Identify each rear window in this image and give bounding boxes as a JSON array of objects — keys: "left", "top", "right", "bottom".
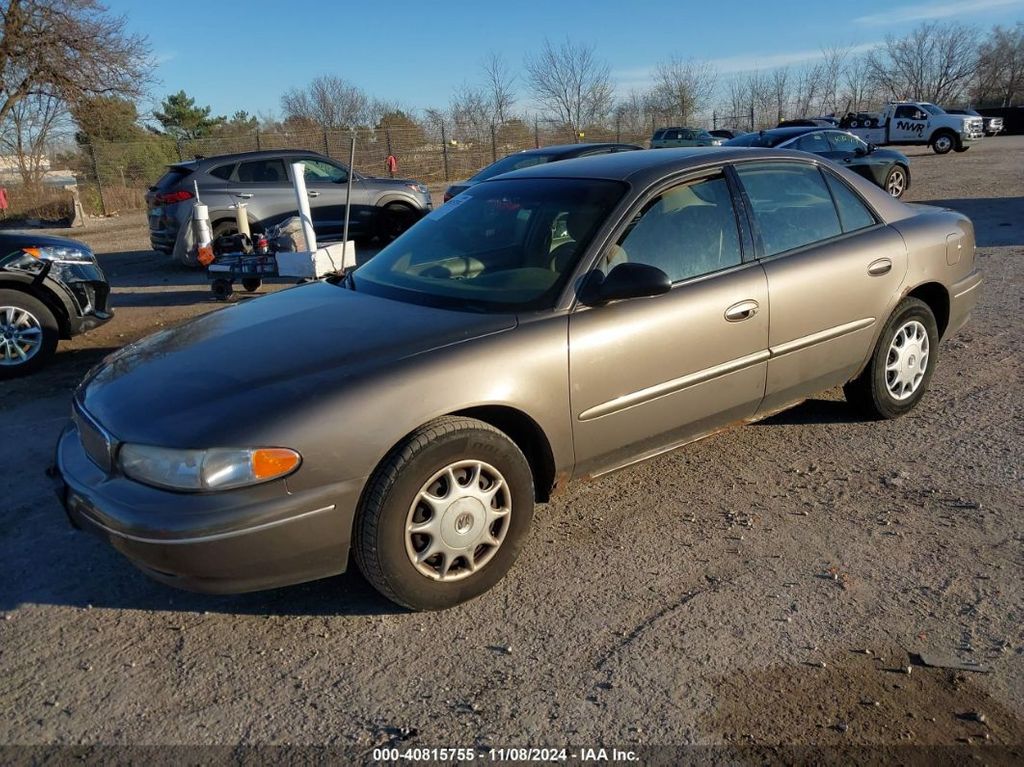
[
  {"left": 152, "top": 165, "right": 194, "bottom": 190},
  {"left": 652, "top": 130, "right": 666, "bottom": 140}
]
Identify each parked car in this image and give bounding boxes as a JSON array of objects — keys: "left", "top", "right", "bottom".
[
  {"left": 650, "top": 127, "right": 723, "bottom": 148},
  {"left": 146, "top": 150, "right": 433, "bottom": 261},
  {"left": 725, "top": 127, "right": 911, "bottom": 198},
  {"left": 709, "top": 129, "right": 746, "bottom": 140},
  {"left": 838, "top": 101, "right": 983, "bottom": 154},
  {"left": 56, "top": 148, "right": 980, "bottom": 610},
  {"left": 442, "top": 143, "right": 641, "bottom": 202},
  {"left": 777, "top": 118, "right": 838, "bottom": 128},
  {"left": 0, "top": 232, "right": 111, "bottom": 377},
  {"left": 944, "top": 108, "right": 1003, "bottom": 137}
]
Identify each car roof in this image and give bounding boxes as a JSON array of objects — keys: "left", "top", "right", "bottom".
[
  {"left": 514, "top": 143, "right": 641, "bottom": 158},
  {"left": 182, "top": 149, "right": 329, "bottom": 167},
  {"left": 495, "top": 146, "right": 804, "bottom": 184}
]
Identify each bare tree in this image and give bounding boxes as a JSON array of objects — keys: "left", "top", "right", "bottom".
[
  {"left": 841, "top": 55, "right": 878, "bottom": 113},
  {"left": 524, "top": 37, "right": 613, "bottom": 136},
  {"left": 613, "top": 89, "right": 654, "bottom": 137},
  {"left": 770, "top": 67, "right": 790, "bottom": 124},
  {"left": 973, "top": 23, "right": 1024, "bottom": 106},
  {"left": 280, "top": 75, "right": 369, "bottom": 129},
  {"left": 482, "top": 52, "right": 516, "bottom": 124},
  {"left": 0, "top": 0, "right": 150, "bottom": 127},
  {"left": 867, "top": 22, "right": 978, "bottom": 104},
  {"left": 648, "top": 57, "right": 717, "bottom": 125},
  {"left": 0, "top": 91, "right": 66, "bottom": 184},
  {"left": 818, "top": 45, "right": 850, "bottom": 115}
]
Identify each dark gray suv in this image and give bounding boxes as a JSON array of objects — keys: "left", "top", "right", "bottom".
[{"left": 146, "top": 149, "right": 432, "bottom": 258}]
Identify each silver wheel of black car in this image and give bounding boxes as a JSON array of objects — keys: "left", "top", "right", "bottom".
[
  {"left": 354, "top": 416, "right": 534, "bottom": 610},
  {"left": 844, "top": 297, "right": 938, "bottom": 420},
  {"left": 885, "top": 166, "right": 907, "bottom": 198},
  {"left": 0, "top": 290, "right": 59, "bottom": 379}
]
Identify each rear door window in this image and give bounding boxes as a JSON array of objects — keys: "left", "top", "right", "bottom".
[
  {"left": 735, "top": 162, "right": 843, "bottom": 257},
  {"left": 235, "top": 159, "right": 287, "bottom": 183},
  {"left": 823, "top": 173, "right": 877, "bottom": 233}
]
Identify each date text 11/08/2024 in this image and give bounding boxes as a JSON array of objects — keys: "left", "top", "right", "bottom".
[{"left": 371, "top": 747, "right": 640, "bottom": 762}]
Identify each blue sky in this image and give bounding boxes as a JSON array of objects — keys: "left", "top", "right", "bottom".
[{"left": 107, "top": 0, "right": 1024, "bottom": 118}]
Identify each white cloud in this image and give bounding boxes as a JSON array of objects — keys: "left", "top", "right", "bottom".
[
  {"left": 613, "top": 43, "right": 877, "bottom": 90},
  {"left": 855, "top": 0, "right": 1024, "bottom": 26}
]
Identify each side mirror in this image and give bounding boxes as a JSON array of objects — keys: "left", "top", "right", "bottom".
[
  {"left": 866, "top": 142, "right": 877, "bottom": 153},
  {"left": 854, "top": 146, "right": 868, "bottom": 157},
  {"left": 579, "top": 262, "right": 672, "bottom": 306}
]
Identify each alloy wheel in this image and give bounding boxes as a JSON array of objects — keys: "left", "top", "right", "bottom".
[
  {"left": 0, "top": 305, "right": 44, "bottom": 366},
  {"left": 405, "top": 460, "right": 511, "bottom": 582},
  {"left": 886, "top": 168, "right": 906, "bottom": 197}
]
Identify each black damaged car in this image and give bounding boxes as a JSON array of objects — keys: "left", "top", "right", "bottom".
[
  {"left": 725, "top": 127, "right": 911, "bottom": 198},
  {"left": 0, "top": 231, "right": 112, "bottom": 377}
]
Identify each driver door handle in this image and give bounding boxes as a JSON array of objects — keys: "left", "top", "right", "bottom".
[
  {"left": 725, "top": 299, "right": 760, "bottom": 322},
  {"left": 235, "top": 193, "right": 254, "bottom": 199},
  {"left": 307, "top": 191, "right": 320, "bottom": 198}
]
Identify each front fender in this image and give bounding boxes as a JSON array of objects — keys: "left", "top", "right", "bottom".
[{"left": 373, "top": 191, "right": 426, "bottom": 210}]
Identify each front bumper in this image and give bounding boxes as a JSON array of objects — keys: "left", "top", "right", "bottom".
[{"left": 53, "top": 421, "right": 364, "bottom": 594}]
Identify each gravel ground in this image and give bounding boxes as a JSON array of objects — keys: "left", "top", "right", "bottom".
[{"left": 0, "top": 137, "right": 1022, "bottom": 760}]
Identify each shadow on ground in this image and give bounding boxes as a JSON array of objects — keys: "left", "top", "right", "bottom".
[{"left": 919, "top": 197, "right": 1024, "bottom": 247}]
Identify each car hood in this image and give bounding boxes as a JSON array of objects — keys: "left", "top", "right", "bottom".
[
  {"left": 0, "top": 231, "right": 92, "bottom": 251},
  {"left": 80, "top": 281, "right": 516, "bottom": 445}
]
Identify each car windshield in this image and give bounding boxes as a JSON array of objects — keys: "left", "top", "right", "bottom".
[
  {"left": 352, "top": 178, "right": 626, "bottom": 313},
  {"left": 697, "top": 130, "right": 714, "bottom": 139},
  {"left": 470, "top": 153, "right": 559, "bottom": 182},
  {"left": 920, "top": 103, "right": 945, "bottom": 115}
]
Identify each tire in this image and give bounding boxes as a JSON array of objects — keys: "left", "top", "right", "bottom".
[
  {"left": 354, "top": 416, "right": 535, "bottom": 611},
  {"left": 376, "top": 202, "right": 416, "bottom": 242},
  {"left": 884, "top": 165, "right": 908, "bottom": 198},
  {"left": 241, "top": 278, "right": 262, "bottom": 293},
  {"left": 844, "top": 297, "right": 939, "bottom": 420},
  {"left": 0, "top": 289, "right": 60, "bottom": 379},
  {"left": 210, "top": 278, "right": 234, "bottom": 301},
  {"left": 931, "top": 131, "right": 956, "bottom": 154}
]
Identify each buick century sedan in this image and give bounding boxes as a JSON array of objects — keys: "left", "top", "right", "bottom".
[{"left": 54, "top": 148, "right": 981, "bottom": 610}]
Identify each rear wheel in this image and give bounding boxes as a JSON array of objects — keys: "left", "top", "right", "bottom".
[
  {"left": 354, "top": 416, "right": 535, "bottom": 610},
  {"left": 844, "top": 298, "right": 938, "bottom": 420},
  {"left": 884, "top": 165, "right": 908, "bottom": 198},
  {"left": 931, "top": 131, "right": 956, "bottom": 154},
  {"left": 241, "top": 277, "right": 262, "bottom": 293},
  {"left": 0, "top": 289, "right": 59, "bottom": 378}
]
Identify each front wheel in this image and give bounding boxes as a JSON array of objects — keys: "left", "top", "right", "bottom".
[
  {"left": 353, "top": 416, "right": 535, "bottom": 610},
  {"left": 376, "top": 202, "right": 416, "bottom": 242},
  {"left": 884, "top": 165, "right": 908, "bottom": 198},
  {"left": 844, "top": 298, "right": 939, "bottom": 420},
  {"left": 931, "top": 132, "right": 956, "bottom": 154},
  {"left": 0, "top": 289, "right": 59, "bottom": 379}
]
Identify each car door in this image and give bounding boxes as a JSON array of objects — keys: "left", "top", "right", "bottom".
[
  {"left": 568, "top": 170, "right": 770, "bottom": 477},
  {"left": 732, "top": 160, "right": 909, "bottom": 415},
  {"left": 298, "top": 157, "right": 351, "bottom": 237},
  {"left": 824, "top": 131, "right": 885, "bottom": 187},
  {"left": 231, "top": 157, "right": 296, "bottom": 228},
  {"left": 890, "top": 105, "right": 928, "bottom": 142}
]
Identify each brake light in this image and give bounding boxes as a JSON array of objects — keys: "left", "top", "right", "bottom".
[{"left": 155, "top": 190, "right": 194, "bottom": 205}]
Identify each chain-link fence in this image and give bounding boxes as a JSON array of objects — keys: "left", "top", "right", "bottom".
[{"left": 0, "top": 114, "right": 705, "bottom": 220}]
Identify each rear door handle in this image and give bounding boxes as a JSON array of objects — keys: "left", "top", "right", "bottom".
[
  {"left": 725, "top": 299, "right": 759, "bottom": 322},
  {"left": 307, "top": 191, "right": 320, "bottom": 198},
  {"left": 868, "top": 258, "right": 892, "bottom": 276},
  {"left": 235, "top": 193, "right": 254, "bottom": 199}
]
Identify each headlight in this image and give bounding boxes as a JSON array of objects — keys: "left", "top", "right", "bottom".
[
  {"left": 406, "top": 183, "right": 430, "bottom": 195},
  {"left": 119, "top": 444, "right": 301, "bottom": 491},
  {"left": 23, "top": 245, "right": 96, "bottom": 264}
]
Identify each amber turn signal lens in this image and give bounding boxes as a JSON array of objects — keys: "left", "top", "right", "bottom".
[{"left": 252, "top": 448, "right": 301, "bottom": 480}]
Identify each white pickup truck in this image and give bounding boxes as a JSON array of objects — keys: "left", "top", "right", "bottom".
[{"left": 839, "top": 101, "right": 984, "bottom": 155}]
